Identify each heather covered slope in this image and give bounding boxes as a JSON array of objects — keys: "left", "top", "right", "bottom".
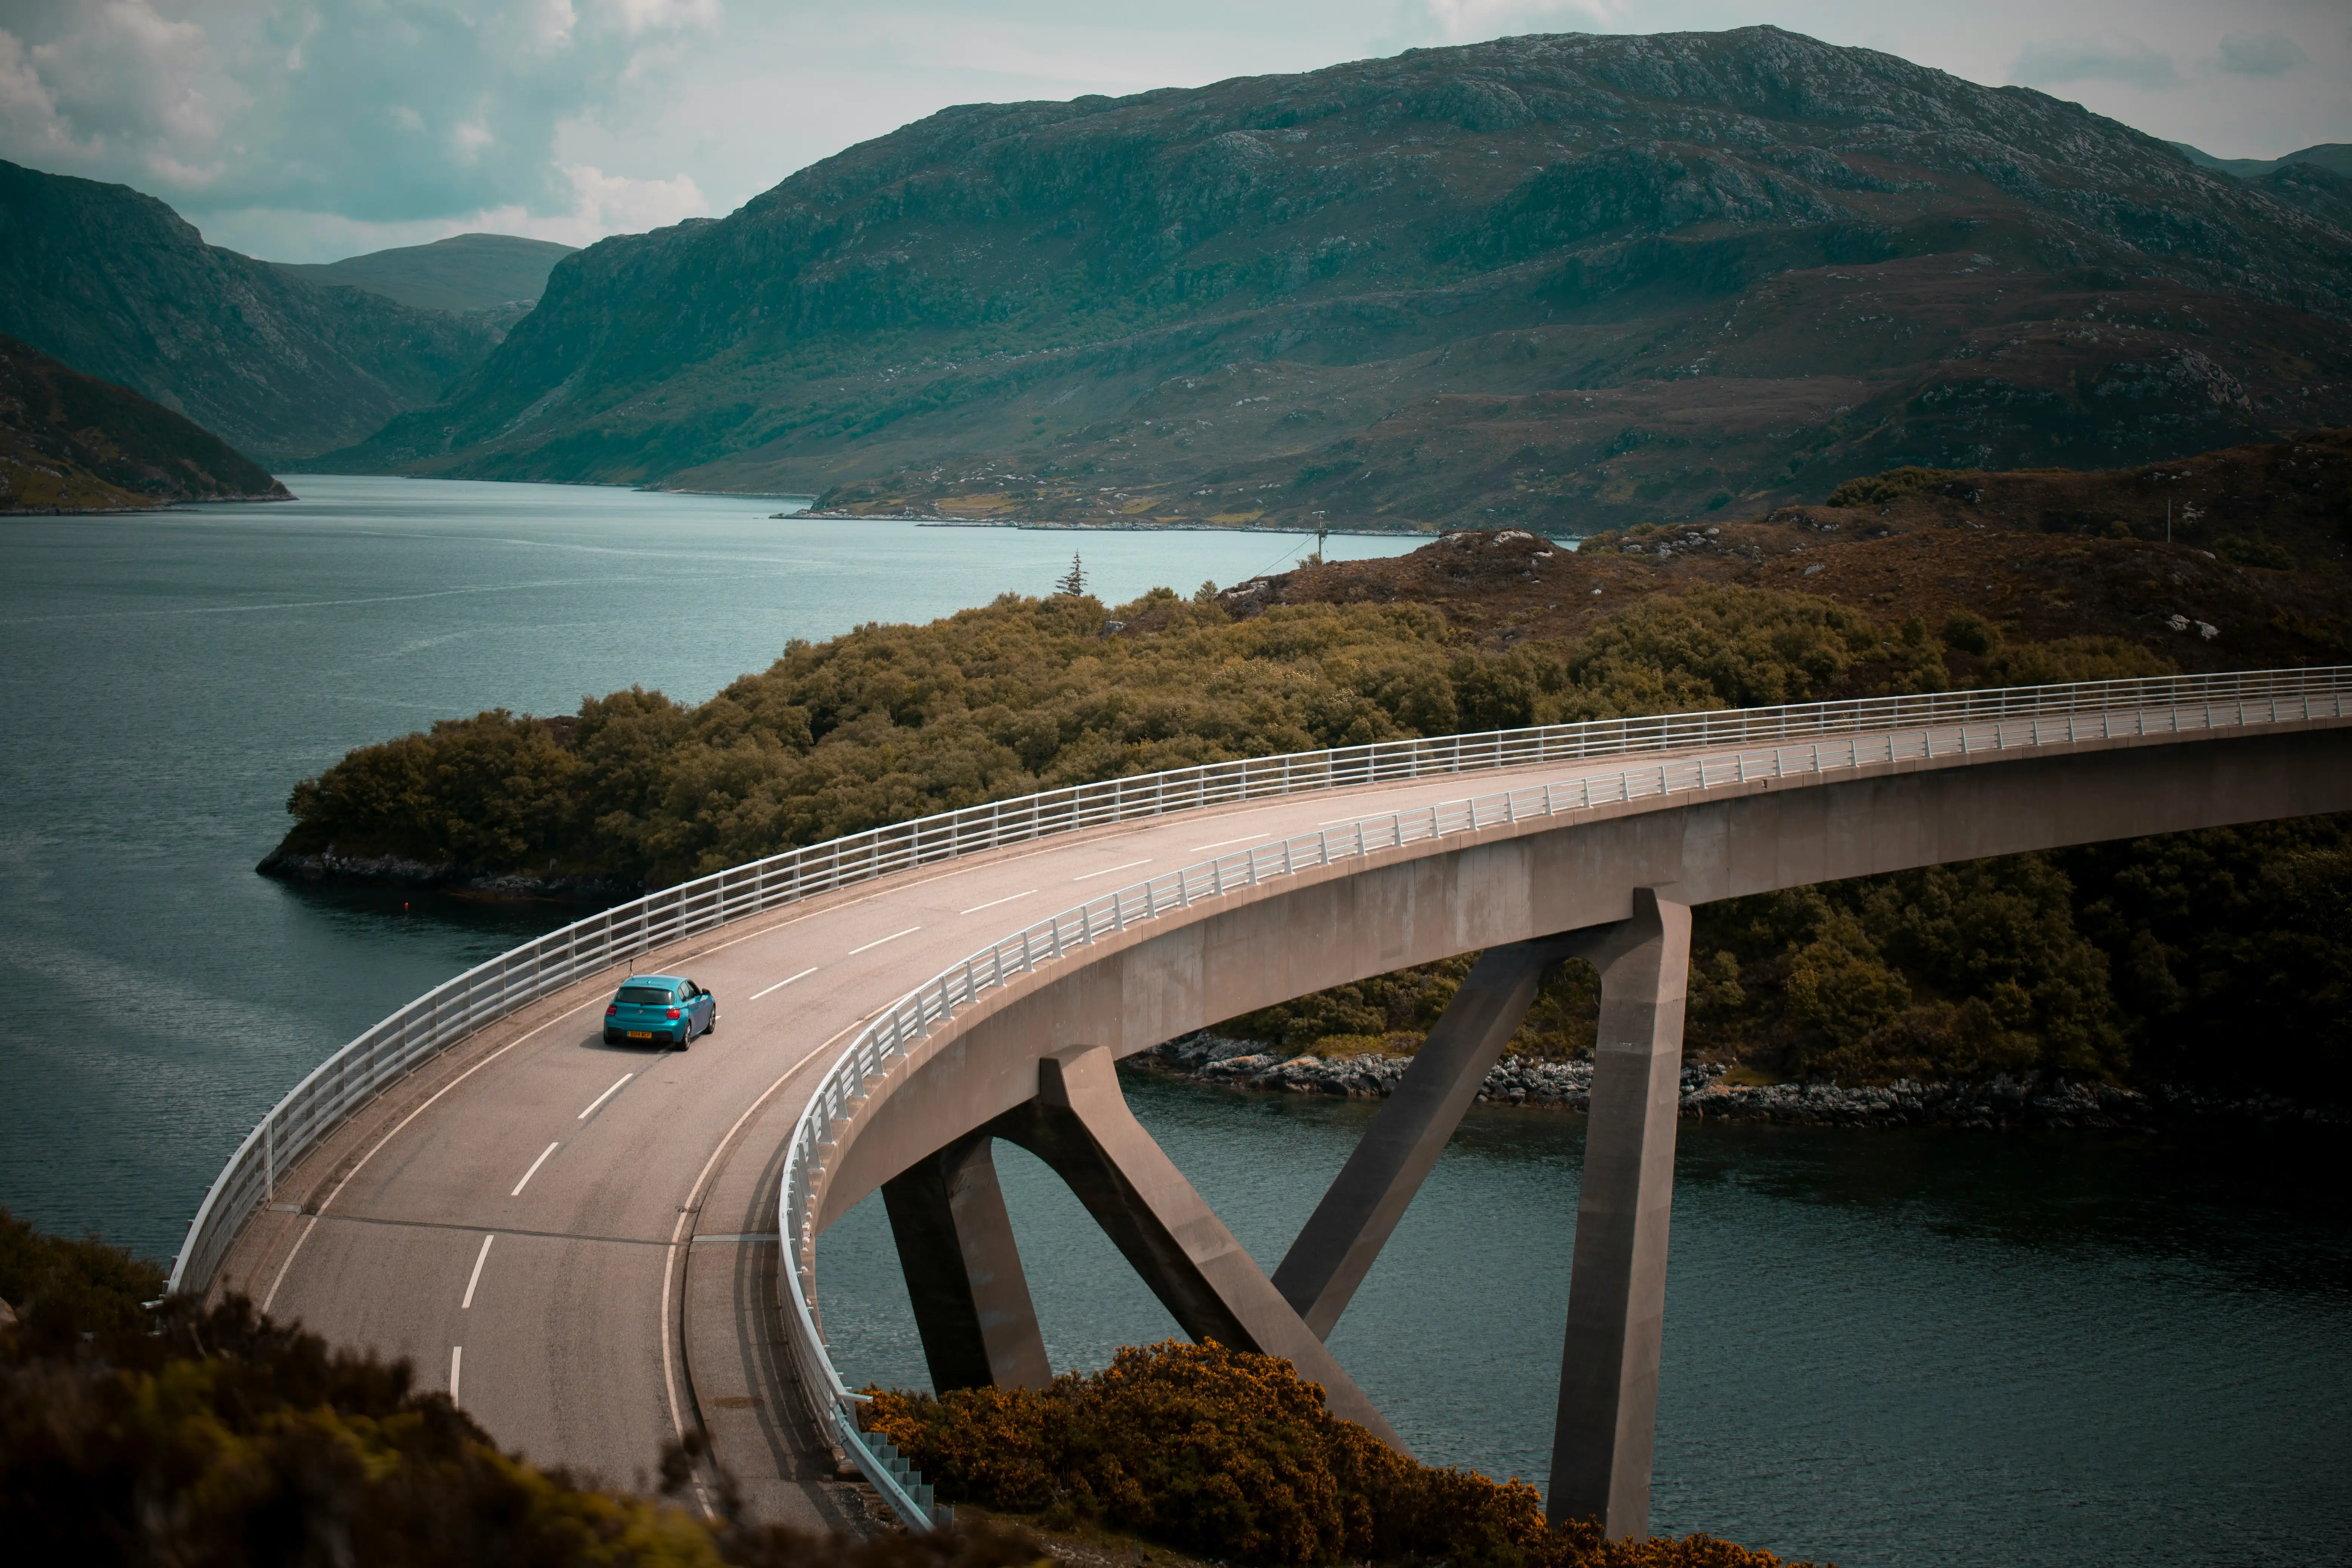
[
  {"left": 0, "top": 334, "right": 289, "bottom": 511},
  {"left": 339, "top": 27, "right": 2352, "bottom": 530},
  {"left": 0, "top": 161, "right": 501, "bottom": 461}
]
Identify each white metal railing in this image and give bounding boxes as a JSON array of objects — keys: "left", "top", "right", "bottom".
[
  {"left": 168, "top": 668, "right": 2349, "bottom": 1384},
  {"left": 772, "top": 668, "right": 2352, "bottom": 1524}
]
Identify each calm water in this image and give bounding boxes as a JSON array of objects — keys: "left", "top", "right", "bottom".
[
  {"left": 0, "top": 476, "right": 1414, "bottom": 1255},
  {"left": 2, "top": 476, "right": 2345, "bottom": 1566},
  {"left": 822, "top": 1077, "right": 2352, "bottom": 1567}
]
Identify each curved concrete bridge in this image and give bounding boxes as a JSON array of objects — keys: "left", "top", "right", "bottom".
[{"left": 182, "top": 670, "right": 2352, "bottom": 1539}]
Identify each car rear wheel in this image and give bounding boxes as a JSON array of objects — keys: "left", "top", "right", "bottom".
[{"left": 676, "top": 1022, "right": 692, "bottom": 1050}]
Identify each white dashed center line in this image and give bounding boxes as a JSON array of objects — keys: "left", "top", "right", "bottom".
[
  {"left": 510, "top": 1141, "right": 560, "bottom": 1197},
  {"left": 749, "top": 966, "right": 819, "bottom": 1000},
  {"left": 577, "top": 1072, "right": 634, "bottom": 1120},
  {"left": 1189, "top": 833, "right": 1271, "bottom": 851},
  {"left": 1073, "top": 858, "right": 1152, "bottom": 881},
  {"left": 847, "top": 926, "right": 921, "bottom": 956},
  {"left": 449, "top": 1346, "right": 464, "bottom": 1404},
  {"left": 959, "top": 889, "right": 1037, "bottom": 915},
  {"left": 461, "top": 1234, "right": 494, "bottom": 1308}
]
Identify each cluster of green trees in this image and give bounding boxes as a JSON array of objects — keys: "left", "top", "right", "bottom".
[
  {"left": 0, "top": 1208, "right": 1040, "bottom": 1568},
  {"left": 1225, "top": 800, "right": 2350, "bottom": 1093},
  {"left": 283, "top": 583, "right": 2012, "bottom": 885},
  {"left": 279, "top": 574, "right": 2345, "bottom": 1093}
]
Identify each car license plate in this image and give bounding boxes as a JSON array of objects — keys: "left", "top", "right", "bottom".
[{"left": 628, "top": 1030, "right": 653, "bottom": 1039}]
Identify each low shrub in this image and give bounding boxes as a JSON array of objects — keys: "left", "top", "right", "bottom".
[
  {"left": 863, "top": 1341, "right": 1814, "bottom": 1568},
  {"left": 1823, "top": 467, "right": 1957, "bottom": 508},
  {"left": 0, "top": 1208, "right": 1044, "bottom": 1568}
]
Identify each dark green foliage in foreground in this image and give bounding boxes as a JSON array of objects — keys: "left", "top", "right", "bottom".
[
  {"left": 865, "top": 1342, "right": 1808, "bottom": 1568},
  {"left": 0, "top": 1208, "right": 1044, "bottom": 1568},
  {"left": 280, "top": 584, "right": 1940, "bottom": 886}
]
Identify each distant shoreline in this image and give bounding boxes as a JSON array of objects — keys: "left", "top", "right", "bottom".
[{"left": 785, "top": 510, "right": 1461, "bottom": 538}]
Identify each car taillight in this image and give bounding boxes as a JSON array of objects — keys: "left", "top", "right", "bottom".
[
  {"left": 606, "top": 1005, "right": 617, "bottom": 1016},
  {"left": 666, "top": 1007, "right": 681, "bottom": 1020}
]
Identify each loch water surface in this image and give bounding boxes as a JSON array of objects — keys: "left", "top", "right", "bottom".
[
  {"left": 1, "top": 476, "right": 2343, "bottom": 1568},
  {"left": 0, "top": 475, "right": 1415, "bottom": 1254},
  {"left": 820, "top": 1073, "right": 2351, "bottom": 1568}
]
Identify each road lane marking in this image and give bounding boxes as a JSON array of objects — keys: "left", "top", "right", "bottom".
[
  {"left": 958, "top": 890, "right": 1036, "bottom": 914},
  {"left": 510, "top": 1142, "right": 560, "bottom": 1197},
  {"left": 749, "top": 967, "right": 819, "bottom": 1000},
  {"left": 577, "top": 1072, "right": 634, "bottom": 1120},
  {"left": 260, "top": 991, "right": 609, "bottom": 1315},
  {"left": 449, "top": 1346, "right": 463, "bottom": 1404},
  {"left": 847, "top": 926, "right": 920, "bottom": 956},
  {"left": 691, "top": 1233, "right": 781, "bottom": 1245},
  {"left": 1073, "top": 858, "right": 1152, "bottom": 881},
  {"left": 658, "top": 1012, "right": 885, "bottom": 1519},
  {"left": 461, "top": 1234, "right": 494, "bottom": 1308},
  {"left": 1188, "top": 833, "right": 1270, "bottom": 851}
]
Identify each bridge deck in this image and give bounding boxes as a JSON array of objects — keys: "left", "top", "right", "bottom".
[{"left": 210, "top": 697, "right": 2350, "bottom": 1525}]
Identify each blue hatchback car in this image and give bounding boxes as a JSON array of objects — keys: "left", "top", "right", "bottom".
[{"left": 603, "top": 973, "right": 717, "bottom": 1049}]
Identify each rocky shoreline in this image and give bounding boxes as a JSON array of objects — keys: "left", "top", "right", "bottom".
[
  {"left": 1135, "top": 1033, "right": 2347, "bottom": 1132},
  {"left": 255, "top": 844, "right": 638, "bottom": 903}
]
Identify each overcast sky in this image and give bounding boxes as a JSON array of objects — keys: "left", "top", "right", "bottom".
[{"left": 2, "top": 0, "right": 2346, "bottom": 263}]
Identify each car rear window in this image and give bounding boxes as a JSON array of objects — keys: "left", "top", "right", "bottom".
[{"left": 617, "top": 986, "right": 674, "bottom": 1004}]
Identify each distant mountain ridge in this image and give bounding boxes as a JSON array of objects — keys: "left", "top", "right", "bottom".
[
  {"left": 0, "top": 334, "right": 288, "bottom": 511},
  {"left": 2170, "top": 141, "right": 2352, "bottom": 180},
  {"left": 273, "top": 233, "right": 576, "bottom": 316},
  {"left": 335, "top": 27, "right": 2352, "bottom": 532},
  {"left": 0, "top": 160, "right": 503, "bottom": 462}
]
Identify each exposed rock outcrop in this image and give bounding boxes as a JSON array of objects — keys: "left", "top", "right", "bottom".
[{"left": 1137, "top": 1032, "right": 2348, "bottom": 1130}]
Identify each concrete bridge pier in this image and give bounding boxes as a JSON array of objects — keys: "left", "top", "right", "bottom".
[
  {"left": 988, "top": 1047, "right": 1403, "bottom": 1447},
  {"left": 881, "top": 1133, "right": 1053, "bottom": 1392},
  {"left": 1549, "top": 888, "right": 1694, "bottom": 1540},
  {"left": 1274, "top": 932, "right": 1583, "bottom": 1335}
]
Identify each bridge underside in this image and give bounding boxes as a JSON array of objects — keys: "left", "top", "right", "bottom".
[{"left": 825, "top": 725, "right": 2352, "bottom": 1540}]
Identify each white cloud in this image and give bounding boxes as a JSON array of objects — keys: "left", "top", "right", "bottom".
[
  {"left": 2011, "top": 34, "right": 2182, "bottom": 89},
  {"left": 0, "top": 0, "right": 714, "bottom": 223},
  {"left": 196, "top": 160, "right": 707, "bottom": 259},
  {"left": 6, "top": 0, "right": 2349, "bottom": 263},
  {"left": 2214, "top": 29, "right": 2306, "bottom": 77},
  {"left": 1408, "top": 0, "right": 1625, "bottom": 41},
  {"left": 556, "top": 162, "right": 705, "bottom": 238}
]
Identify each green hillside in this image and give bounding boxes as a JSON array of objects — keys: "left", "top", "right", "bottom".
[
  {"left": 0, "top": 334, "right": 288, "bottom": 510},
  {"left": 332, "top": 27, "right": 2352, "bottom": 534},
  {"left": 274, "top": 232, "right": 576, "bottom": 315},
  {"left": 0, "top": 160, "right": 501, "bottom": 461}
]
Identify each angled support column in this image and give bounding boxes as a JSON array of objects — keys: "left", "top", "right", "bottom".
[
  {"left": 1274, "top": 934, "right": 1580, "bottom": 1338},
  {"left": 1547, "top": 887, "right": 1692, "bottom": 1540},
  {"left": 880, "top": 1133, "right": 1053, "bottom": 1393},
  {"left": 989, "top": 1045, "right": 1406, "bottom": 1450}
]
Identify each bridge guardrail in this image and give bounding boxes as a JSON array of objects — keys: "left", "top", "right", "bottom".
[
  {"left": 774, "top": 671, "right": 2352, "bottom": 1527},
  {"left": 168, "top": 667, "right": 2350, "bottom": 1496}
]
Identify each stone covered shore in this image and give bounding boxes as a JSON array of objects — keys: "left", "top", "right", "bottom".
[{"left": 1136, "top": 1034, "right": 2344, "bottom": 1131}]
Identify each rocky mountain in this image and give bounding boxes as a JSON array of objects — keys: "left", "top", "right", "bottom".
[
  {"left": 0, "top": 334, "right": 289, "bottom": 511},
  {"left": 0, "top": 161, "right": 502, "bottom": 463},
  {"left": 273, "top": 233, "right": 575, "bottom": 323},
  {"left": 336, "top": 27, "right": 2352, "bottom": 533}
]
